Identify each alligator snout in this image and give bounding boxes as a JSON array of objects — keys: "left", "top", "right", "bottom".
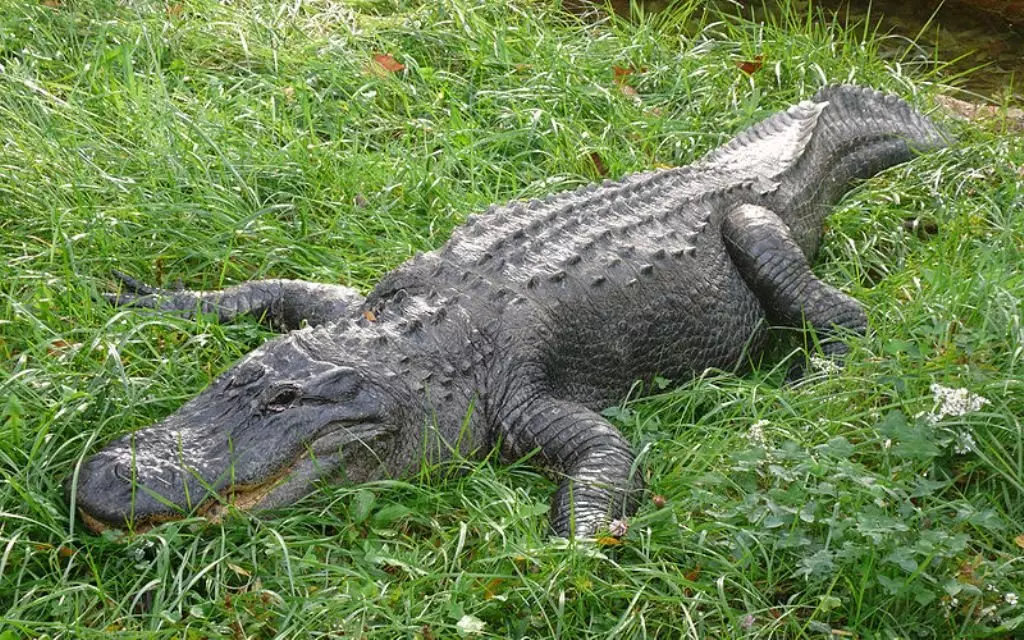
[
  {"left": 67, "top": 418, "right": 239, "bottom": 532},
  {"left": 68, "top": 448, "right": 181, "bottom": 532}
]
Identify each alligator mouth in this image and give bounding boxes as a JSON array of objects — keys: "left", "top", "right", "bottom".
[
  {"left": 75, "top": 449, "right": 306, "bottom": 535},
  {"left": 72, "top": 420, "right": 389, "bottom": 535}
]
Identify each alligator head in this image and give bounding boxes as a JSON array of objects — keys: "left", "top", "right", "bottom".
[{"left": 68, "top": 332, "right": 414, "bottom": 533}]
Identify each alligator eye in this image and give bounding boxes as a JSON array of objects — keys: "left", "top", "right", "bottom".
[{"left": 265, "top": 385, "right": 301, "bottom": 412}]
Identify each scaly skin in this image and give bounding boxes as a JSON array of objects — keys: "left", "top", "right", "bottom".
[{"left": 67, "top": 86, "right": 950, "bottom": 537}]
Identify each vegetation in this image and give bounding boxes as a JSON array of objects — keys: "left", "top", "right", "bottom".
[{"left": 1, "top": 0, "right": 1021, "bottom": 637}]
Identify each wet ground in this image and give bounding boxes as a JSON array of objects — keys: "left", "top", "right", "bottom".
[
  {"left": 599, "top": 0, "right": 1023, "bottom": 101},
  {"left": 804, "top": 0, "right": 1022, "bottom": 100}
]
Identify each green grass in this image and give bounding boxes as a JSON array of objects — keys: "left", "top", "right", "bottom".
[{"left": 1, "top": 0, "right": 1022, "bottom": 637}]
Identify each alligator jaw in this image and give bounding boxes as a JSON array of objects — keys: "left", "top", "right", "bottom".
[
  {"left": 74, "top": 448, "right": 306, "bottom": 535},
  {"left": 73, "top": 421, "right": 388, "bottom": 535}
]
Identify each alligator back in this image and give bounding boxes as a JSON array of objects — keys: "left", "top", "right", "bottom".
[{"left": 362, "top": 86, "right": 948, "bottom": 408}]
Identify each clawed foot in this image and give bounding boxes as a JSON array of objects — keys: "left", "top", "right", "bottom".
[{"left": 101, "top": 270, "right": 203, "bottom": 318}]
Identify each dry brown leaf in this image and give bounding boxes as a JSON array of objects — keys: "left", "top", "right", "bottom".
[
  {"left": 957, "top": 554, "right": 984, "bottom": 585},
  {"left": 619, "top": 84, "right": 639, "bottom": 99},
  {"left": 612, "top": 65, "right": 647, "bottom": 83},
  {"left": 363, "top": 310, "right": 377, "bottom": 322},
  {"left": 227, "top": 562, "right": 251, "bottom": 577},
  {"left": 735, "top": 55, "right": 764, "bottom": 75},
  {"left": 482, "top": 577, "right": 504, "bottom": 600},
  {"left": 684, "top": 564, "right": 701, "bottom": 581},
  {"left": 589, "top": 151, "right": 608, "bottom": 177},
  {"left": 1014, "top": 533, "right": 1024, "bottom": 549},
  {"left": 166, "top": 3, "right": 183, "bottom": 17},
  {"left": 612, "top": 65, "right": 633, "bottom": 83},
  {"left": 41, "top": 0, "right": 61, "bottom": 7},
  {"left": 47, "top": 339, "right": 76, "bottom": 357},
  {"left": 596, "top": 535, "right": 622, "bottom": 546},
  {"left": 372, "top": 53, "right": 405, "bottom": 74}
]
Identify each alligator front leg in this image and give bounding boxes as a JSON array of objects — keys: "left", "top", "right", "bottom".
[
  {"left": 500, "top": 397, "right": 642, "bottom": 537},
  {"left": 723, "top": 204, "right": 868, "bottom": 366},
  {"left": 105, "top": 271, "right": 364, "bottom": 331}
]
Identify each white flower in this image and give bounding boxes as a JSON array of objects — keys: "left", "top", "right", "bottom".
[
  {"left": 456, "top": 614, "right": 486, "bottom": 636},
  {"left": 953, "top": 430, "right": 976, "bottom": 455},
  {"left": 919, "top": 384, "right": 990, "bottom": 425},
  {"left": 608, "top": 518, "right": 629, "bottom": 538},
  {"left": 809, "top": 355, "right": 840, "bottom": 374},
  {"left": 1005, "top": 592, "right": 1018, "bottom": 607},
  {"left": 747, "top": 420, "right": 768, "bottom": 446}
]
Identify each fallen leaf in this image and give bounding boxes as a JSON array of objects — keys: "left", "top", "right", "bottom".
[
  {"left": 684, "top": 564, "right": 701, "bottom": 581},
  {"left": 612, "top": 65, "right": 633, "bottom": 83},
  {"left": 282, "top": 86, "right": 295, "bottom": 101},
  {"left": 372, "top": 53, "right": 405, "bottom": 74},
  {"left": 957, "top": 554, "right": 984, "bottom": 585},
  {"left": 482, "top": 577, "right": 504, "bottom": 600},
  {"left": 735, "top": 55, "right": 764, "bottom": 75},
  {"left": 612, "top": 65, "right": 647, "bottom": 84},
  {"left": 1014, "top": 533, "right": 1024, "bottom": 549},
  {"left": 227, "top": 563, "right": 251, "bottom": 577},
  {"left": 589, "top": 151, "right": 608, "bottom": 177},
  {"left": 46, "top": 339, "right": 79, "bottom": 357},
  {"left": 363, "top": 310, "right": 377, "bottom": 322},
  {"left": 41, "top": 0, "right": 61, "bottom": 7},
  {"left": 619, "top": 84, "right": 639, "bottom": 99},
  {"left": 596, "top": 536, "right": 622, "bottom": 546},
  {"left": 166, "top": 3, "right": 183, "bottom": 17}
]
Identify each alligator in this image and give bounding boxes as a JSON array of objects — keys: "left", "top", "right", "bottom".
[{"left": 67, "top": 86, "right": 949, "bottom": 537}]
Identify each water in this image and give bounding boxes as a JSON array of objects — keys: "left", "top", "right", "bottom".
[
  {"left": 600, "top": 0, "right": 1024, "bottom": 100},
  {"left": 806, "top": 0, "right": 1023, "bottom": 100}
]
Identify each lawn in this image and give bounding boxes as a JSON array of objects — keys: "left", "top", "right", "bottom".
[{"left": 1, "top": 0, "right": 1022, "bottom": 637}]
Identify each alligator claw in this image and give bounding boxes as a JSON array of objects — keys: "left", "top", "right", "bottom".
[
  {"left": 111, "top": 269, "right": 162, "bottom": 296},
  {"left": 102, "top": 291, "right": 162, "bottom": 310},
  {"left": 784, "top": 360, "right": 807, "bottom": 385}
]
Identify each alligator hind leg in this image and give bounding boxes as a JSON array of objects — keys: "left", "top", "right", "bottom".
[
  {"left": 722, "top": 204, "right": 868, "bottom": 366},
  {"left": 105, "top": 270, "right": 364, "bottom": 331},
  {"left": 500, "top": 397, "right": 642, "bottom": 537}
]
